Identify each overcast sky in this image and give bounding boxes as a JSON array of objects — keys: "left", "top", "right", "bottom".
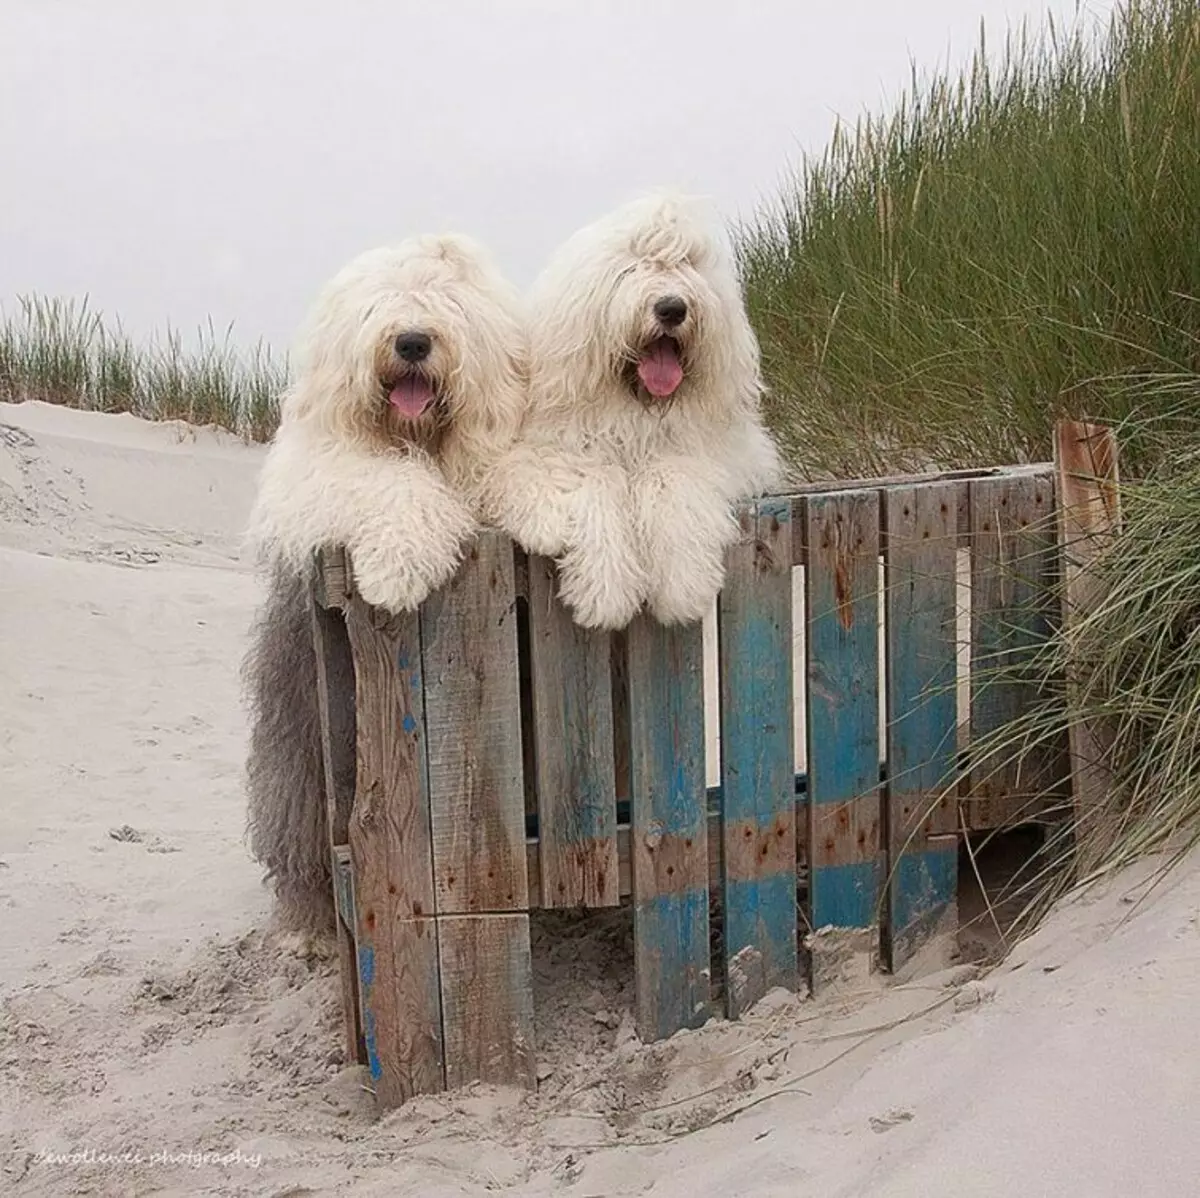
[{"left": 1, "top": 0, "right": 1113, "bottom": 353}]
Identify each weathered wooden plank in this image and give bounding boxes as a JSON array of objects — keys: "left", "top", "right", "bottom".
[
  {"left": 804, "top": 491, "right": 883, "bottom": 989},
  {"left": 310, "top": 595, "right": 358, "bottom": 847},
  {"left": 968, "top": 473, "right": 1060, "bottom": 830},
  {"left": 420, "top": 533, "right": 529, "bottom": 914},
  {"left": 438, "top": 914, "right": 537, "bottom": 1091},
  {"left": 314, "top": 546, "right": 351, "bottom": 610},
  {"left": 1054, "top": 420, "right": 1121, "bottom": 873},
  {"left": 789, "top": 464, "right": 1053, "bottom": 563},
  {"left": 611, "top": 629, "right": 631, "bottom": 802},
  {"left": 356, "top": 919, "right": 443, "bottom": 1099},
  {"left": 883, "top": 484, "right": 960, "bottom": 970},
  {"left": 343, "top": 596, "right": 443, "bottom": 1103},
  {"left": 718, "top": 498, "right": 798, "bottom": 1016},
  {"left": 625, "top": 614, "right": 711, "bottom": 1040},
  {"left": 527, "top": 556, "right": 620, "bottom": 908},
  {"left": 309, "top": 587, "right": 365, "bottom": 1065}
]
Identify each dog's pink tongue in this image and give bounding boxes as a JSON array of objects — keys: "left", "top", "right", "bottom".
[
  {"left": 637, "top": 337, "right": 684, "bottom": 398},
  {"left": 389, "top": 376, "right": 434, "bottom": 419}
]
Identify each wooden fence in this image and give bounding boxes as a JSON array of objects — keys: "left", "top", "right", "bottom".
[{"left": 309, "top": 461, "right": 1065, "bottom": 1107}]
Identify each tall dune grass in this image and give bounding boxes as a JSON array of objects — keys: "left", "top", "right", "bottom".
[
  {"left": 937, "top": 391, "right": 1200, "bottom": 943},
  {"left": 738, "top": 0, "right": 1200, "bottom": 478},
  {"left": 0, "top": 295, "right": 286, "bottom": 442}
]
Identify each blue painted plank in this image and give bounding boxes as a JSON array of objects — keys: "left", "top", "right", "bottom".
[
  {"left": 803, "top": 491, "right": 883, "bottom": 956},
  {"left": 343, "top": 597, "right": 445, "bottom": 1103},
  {"left": 625, "top": 613, "right": 711, "bottom": 1040},
  {"left": 891, "top": 842, "right": 959, "bottom": 946},
  {"left": 718, "top": 497, "right": 798, "bottom": 1017},
  {"left": 884, "top": 483, "right": 960, "bottom": 968},
  {"left": 527, "top": 555, "right": 619, "bottom": 907}
]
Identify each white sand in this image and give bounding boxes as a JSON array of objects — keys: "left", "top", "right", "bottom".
[{"left": 2, "top": 398, "right": 1198, "bottom": 1198}]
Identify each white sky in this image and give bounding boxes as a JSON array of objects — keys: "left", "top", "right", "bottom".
[{"left": 1, "top": 0, "right": 1114, "bottom": 352}]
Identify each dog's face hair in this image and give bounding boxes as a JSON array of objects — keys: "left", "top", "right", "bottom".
[
  {"left": 285, "top": 235, "right": 527, "bottom": 462},
  {"left": 528, "top": 192, "right": 761, "bottom": 423}
]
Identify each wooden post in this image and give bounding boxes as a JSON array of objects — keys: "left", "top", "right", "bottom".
[
  {"left": 1053, "top": 420, "right": 1121, "bottom": 873},
  {"left": 625, "top": 614, "right": 711, "bottom": 1040},
  {"left": 343, "top": 596, "right": 445, "bottom": 1103},
  {"left": 717, "top": 497, "right": 798, "bottom": 1016},
  {"left": 967, "top": 472, "right": 1060, "bottom": 830},
  {"left": 882, "top": 485, "right": 960, "bottom": 971},
  {"left": 419, "top": 534, "right": 536, "bottom": 1090},
  {"left": 803, "top": 491, "right": 883, "bottom": 991},
  {"left": 526, "top": 556, "right": 620, "bottom": 908},
  {"left": 310, "top": 549, "right": 366, "bottom": 1065}
]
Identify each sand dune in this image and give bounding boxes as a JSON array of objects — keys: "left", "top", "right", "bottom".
[{"left": 1, "top": 399, "right": 1196, "bottom": 1197}]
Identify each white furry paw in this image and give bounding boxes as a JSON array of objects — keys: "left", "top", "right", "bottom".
[
  {"left": 647, "top": 568, "right": 722, "bottom": 626},
  {"left": 502, "top": 505, "right": 571, "bottom": 559},
  {"left": 644, "top": 530, "right": 731, "bottom": 626},
  {"left": 350, "top": 541, "right": 461, "bottom": 613},
  {"left": 557, "top": 547, "right": 646, "bottom": 630}
]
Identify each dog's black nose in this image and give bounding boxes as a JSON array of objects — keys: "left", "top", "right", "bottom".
[
  {"left": 653, "top": 296, "right": 688, "bottom": 327},
  {"left": 395, "top": 332, "right": 432, "bottom": 363}
]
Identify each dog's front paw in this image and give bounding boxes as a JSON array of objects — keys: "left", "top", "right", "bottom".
[
  {"left": 557, "top": 547, "right": 646, "bottom": 631},
  {"left": 350, "top": 541, "right": 460, "bottom": 613},
  {"left": 647, "top": 578, "right": 717, "bottom": 626},
  {"left": 503, "top": 506, "right": 571, "bottom": 559},
  {"left": 646, "top": 543, "right": 727, "bottom": 627}
]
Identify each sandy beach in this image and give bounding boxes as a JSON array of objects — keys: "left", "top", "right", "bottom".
[{"left": 2, "top": 398, "right": 1197, "bottom": 1198}]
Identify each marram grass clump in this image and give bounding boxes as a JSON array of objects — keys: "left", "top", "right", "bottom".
[
  {"left": 940, "top": 400, "right": 1200, "bottom": 941},
  {"left": 738, "top": 0, "right": 1200, "bottom": 478},
  {"left": 0, "top": 294, "right": 286, "bottom": 442}
]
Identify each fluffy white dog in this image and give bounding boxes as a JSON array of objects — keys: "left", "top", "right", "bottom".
[
  {"left": 250, "top": 234, "right": 527, "bottom": 611},
  {"left": 244, "top": 234, "right": 526, "bottom": 929},
  {"left": 485, "top": 191, "right": 783, "bottom": 629}
]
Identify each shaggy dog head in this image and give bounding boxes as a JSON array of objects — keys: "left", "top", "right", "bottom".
[
  {"left": 527, "top": 191, "right": 763, "bottom": 425},
  {"left": 283, "top": 234, "right": 527, "bottom": 477}
]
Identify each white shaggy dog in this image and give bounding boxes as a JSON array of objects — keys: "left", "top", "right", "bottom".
[
  {"left": 250, "top": 235, "right": 527, "bottom": 610},
  {"left": 244, "top": 234, "right": 526, "bottom": 930},
  {"left": 485, "top": 191, "right": 783, "bottom": 629}
]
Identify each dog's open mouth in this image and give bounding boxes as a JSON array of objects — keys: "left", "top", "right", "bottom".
[
  {"left": 383, "top": 373, "right": 437, "bottom": 420},
  {"left": 636, "top": 335, "right": 684, "bottom": 399}
]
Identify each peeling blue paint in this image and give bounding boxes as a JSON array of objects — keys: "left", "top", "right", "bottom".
[
  {"left": 893, "top": 847, "right": 957, "bottom": 938},
  {"left": 357, "top": 944, "right": 375, "bottom": 988},
  {"left": 363, "top": 1009, "right": 382, "bottom": 1081},
  {"left": 718, "top": 502, "right": 798, "bottom": 1012},
  {"left": 633, "top": 887, "right": 710, "bottom": 1039},
  {"left": 810, "top": 860, "right": 881, "bottom": 929}
]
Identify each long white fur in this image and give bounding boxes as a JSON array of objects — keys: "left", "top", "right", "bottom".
[
  {"left": 485, "top": 191, "right": 784, "bottom": 628},
  {"left": 249, "top": 234, "right": 527, "bottom": 608},
  {"left": 242, "top": 234, "right": 526, "bottom": 932}
]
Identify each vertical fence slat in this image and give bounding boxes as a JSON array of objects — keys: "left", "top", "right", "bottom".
[
  {"left": 438, "top": 914, "right": 536, "bottom": 1089},
  {"left": 528, "top": 557, "right": 620, "bottom": 908},
  {"left": 311, "top": 554, "right": 366, "bottom": 1065},
  {"left": 718, "top": 498, "right": 798, "bottom": 1016},
  {"left": 1054, "top": 421, "right": 1121, "bottom": 873},
  {"left": 343, "top": 596, "right": 444, "bottom": 1103},
  {"left": 883, "top": 484, "right": 960, "bottom": 970},
  {"left": 626, "top": 614, "right": 711, "bottom": 1040},
  {"left": 419, "top": 532, "right": 534, "bottom": 1089},
  {"left": 421, "top": 534, "right": 529, "bottom": 914},
  {"left": 804, "top": 491, "right": 883, "bottom": 989},
  {"left": 968, "top": 473, "right": 1060, "bottom": 830}
]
